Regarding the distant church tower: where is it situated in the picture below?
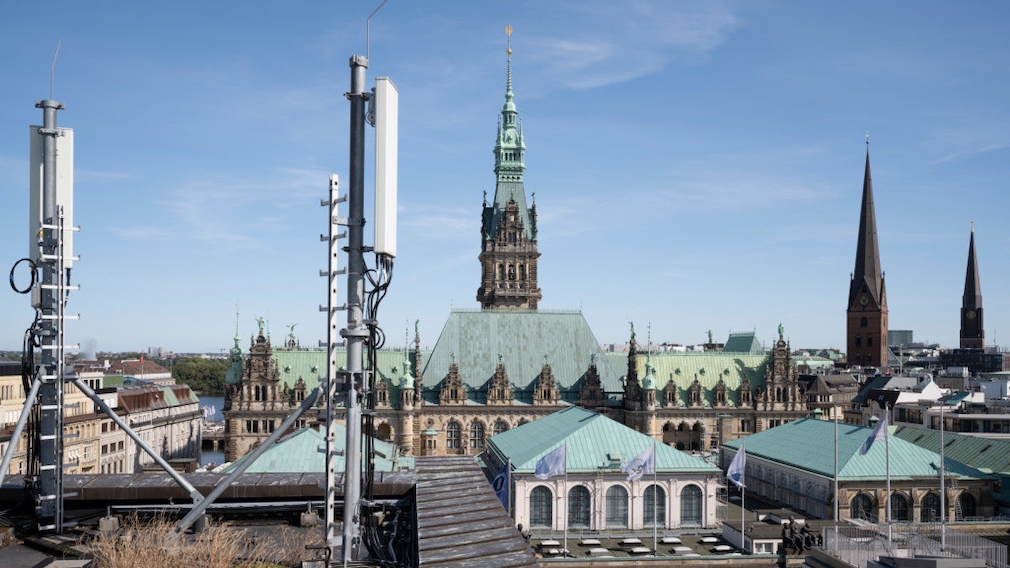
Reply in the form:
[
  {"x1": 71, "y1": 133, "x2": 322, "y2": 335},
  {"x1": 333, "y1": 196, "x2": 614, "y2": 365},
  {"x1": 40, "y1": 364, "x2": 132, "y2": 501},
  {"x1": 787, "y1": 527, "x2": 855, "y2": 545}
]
[
  {"x1": 477, "y1": 27, "x2": 542, "y2": 310},
  {"x1": 960, "y1": 224, "x2": 983, "y2": 349},
  {"x1": 846, "y1": 148, "x2": 889, "y2": 368}
]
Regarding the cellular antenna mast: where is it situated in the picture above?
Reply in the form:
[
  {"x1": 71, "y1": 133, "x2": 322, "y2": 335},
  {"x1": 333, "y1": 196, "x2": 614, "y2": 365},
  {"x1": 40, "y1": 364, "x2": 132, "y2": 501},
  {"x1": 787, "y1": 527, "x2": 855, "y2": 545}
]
[
  {"x1": 366, "y1": 0, "x2": 388, "y2": 61},
  {"x1": 50, "y1": 40, "x2": 61, "y2": 100}
]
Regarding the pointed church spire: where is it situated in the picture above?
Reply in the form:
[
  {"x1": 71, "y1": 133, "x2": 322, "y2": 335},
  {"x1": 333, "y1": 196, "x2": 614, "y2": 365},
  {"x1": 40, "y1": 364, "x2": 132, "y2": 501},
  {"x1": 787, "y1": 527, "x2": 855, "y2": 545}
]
[
  {"x1": 964, "y1": 222, "x2": 981, "y2": 309},
  {"x1": 961, "y1": 223, "x2": 984, "y2": 348},
  {"x1": 849, "y1": 146, "x2": 884, "y2": 307},
  {"x1": 846, "y1": 142, "x2": 889, "y2": 369}
]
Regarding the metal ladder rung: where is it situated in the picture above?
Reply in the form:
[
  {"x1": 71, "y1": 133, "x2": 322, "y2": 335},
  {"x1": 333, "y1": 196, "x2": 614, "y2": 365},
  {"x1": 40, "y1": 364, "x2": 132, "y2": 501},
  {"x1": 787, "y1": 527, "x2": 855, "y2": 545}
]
[
  {"x1": 39, "y1": 464, "x2": 57, "y2": 471},
  {"x1": 39, "y1": 405, "x2": 60, "y2": 411},
  {"x1": 37, "y1": 494, "x2": 57, "y2": 501},
  {"x1": 38, "y1": 524, "x2": 57, "y2": 531}
]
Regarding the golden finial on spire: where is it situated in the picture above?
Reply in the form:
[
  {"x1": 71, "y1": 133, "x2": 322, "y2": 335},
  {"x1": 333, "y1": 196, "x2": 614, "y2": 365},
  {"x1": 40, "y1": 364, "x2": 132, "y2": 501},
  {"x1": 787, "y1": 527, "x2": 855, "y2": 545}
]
[{"x1": 506, "y1": 24, "x2": 513, "y2": 55}]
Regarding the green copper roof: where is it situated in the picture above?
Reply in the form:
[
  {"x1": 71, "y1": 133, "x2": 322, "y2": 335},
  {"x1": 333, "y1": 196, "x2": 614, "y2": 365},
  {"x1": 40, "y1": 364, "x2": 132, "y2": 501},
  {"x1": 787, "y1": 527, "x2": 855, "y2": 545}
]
[
  {"x1": 422, "y1": 310, "x2": 621, "y2": 394},
  {"x1": 723, "y1": 418, "x2": 990, "y2": 482},
  {"x1": 272, "y1": 347, "x2": 412, "y2": 391},
  {"x1": 223, "y1": 426, "x2": 412, "y2": 473},
  {"x1": 487, "y1": 406, "x2": 719, "y2": 474},
  {"x1": 642, "y1": 352, "x2": 769, "y2": 408},
  {"x1": 893, "y1": 425, "x2": 1010, "y2": 475},
  {"x1": 723, "y1": 332, "x2": 763, "y2": 354}
]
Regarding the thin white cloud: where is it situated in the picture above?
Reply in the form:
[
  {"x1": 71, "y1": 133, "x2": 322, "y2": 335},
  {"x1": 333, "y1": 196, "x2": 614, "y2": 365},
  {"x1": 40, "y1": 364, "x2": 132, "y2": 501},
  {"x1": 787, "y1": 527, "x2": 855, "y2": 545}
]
[{"x1": 525, "y1": 1, "x2": 740, "y2": 92}]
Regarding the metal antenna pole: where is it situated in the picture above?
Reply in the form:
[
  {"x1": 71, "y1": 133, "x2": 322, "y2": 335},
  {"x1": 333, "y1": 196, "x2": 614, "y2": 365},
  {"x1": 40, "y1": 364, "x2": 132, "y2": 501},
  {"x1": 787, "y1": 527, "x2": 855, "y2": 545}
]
[
  {"x1": 35, "y1": 97, "x2": 67, "y2": 532},
  {"x1": 341, "y1": 53, "x2": 369, "y2": 565},
  {"x1": 322, "y1": 173, "x2": 347, "y2": 562}
]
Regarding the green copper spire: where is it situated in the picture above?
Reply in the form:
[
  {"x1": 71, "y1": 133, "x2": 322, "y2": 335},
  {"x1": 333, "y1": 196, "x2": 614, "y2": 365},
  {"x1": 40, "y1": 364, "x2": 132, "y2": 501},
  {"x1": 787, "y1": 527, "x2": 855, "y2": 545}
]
[{"x1": 494, "y1": 25, "x2": 525, "y2": 184}]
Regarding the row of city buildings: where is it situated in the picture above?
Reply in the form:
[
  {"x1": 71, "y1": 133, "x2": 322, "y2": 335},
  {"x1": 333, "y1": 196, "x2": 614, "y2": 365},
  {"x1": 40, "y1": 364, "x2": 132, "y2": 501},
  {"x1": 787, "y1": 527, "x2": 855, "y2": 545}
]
[{"x1": 0, "y1": 359, "x2": 201, "y2": 476}]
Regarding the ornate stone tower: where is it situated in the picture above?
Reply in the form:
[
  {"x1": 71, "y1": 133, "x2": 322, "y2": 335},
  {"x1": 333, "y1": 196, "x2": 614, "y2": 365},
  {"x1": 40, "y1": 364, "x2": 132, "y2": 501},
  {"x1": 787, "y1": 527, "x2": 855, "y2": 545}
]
[
  {"x1": 477, "y1": 28, "x2": 541, "y2": 310},
  {"x1": 224, "y1": 326, "x2": 288, "y2": 462},
  {"x1": 847, "y1": 148, "x2": 889, "y2": 368},
  {"x1": 960, "y1": 224, "x2": 984, "y2": 349}
]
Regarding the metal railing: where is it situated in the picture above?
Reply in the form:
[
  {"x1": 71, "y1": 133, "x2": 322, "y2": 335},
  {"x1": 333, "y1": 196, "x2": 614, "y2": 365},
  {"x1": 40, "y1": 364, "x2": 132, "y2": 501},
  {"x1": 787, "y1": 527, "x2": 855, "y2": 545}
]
[{"x1": 822, "y1": 523, "x2": 1008, "y2": 568}]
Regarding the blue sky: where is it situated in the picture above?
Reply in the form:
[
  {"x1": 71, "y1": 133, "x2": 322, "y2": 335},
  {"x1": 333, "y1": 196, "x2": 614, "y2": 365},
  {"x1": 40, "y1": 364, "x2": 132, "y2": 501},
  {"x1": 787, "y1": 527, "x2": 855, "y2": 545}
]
[{"x1": 1, "y1": 1, "x2": 1008, "y2": 354}]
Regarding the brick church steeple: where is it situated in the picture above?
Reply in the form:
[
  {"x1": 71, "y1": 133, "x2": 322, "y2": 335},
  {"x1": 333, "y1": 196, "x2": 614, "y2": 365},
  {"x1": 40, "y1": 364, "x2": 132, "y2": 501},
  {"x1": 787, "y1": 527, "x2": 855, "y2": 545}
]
[
  {"x1": 847, "y1": 148, "x2": 889, "y2": 368},
  {"x1": 477, "y1": 27, "x2": 542, "y2": 310},
  {"x1": 960, "y1": 223, "x2": 984, "y2": 349}
]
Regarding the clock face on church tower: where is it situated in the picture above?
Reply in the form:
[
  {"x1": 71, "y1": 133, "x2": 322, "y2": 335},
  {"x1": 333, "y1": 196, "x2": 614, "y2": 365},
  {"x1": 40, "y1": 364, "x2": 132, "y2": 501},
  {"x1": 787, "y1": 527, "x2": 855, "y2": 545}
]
[
  {"x1": 967, "y1": 310, "x2": 976, "y2": 320},
  {"x1": 858, "y1": 294, "x2": 869, "y2": 306}
]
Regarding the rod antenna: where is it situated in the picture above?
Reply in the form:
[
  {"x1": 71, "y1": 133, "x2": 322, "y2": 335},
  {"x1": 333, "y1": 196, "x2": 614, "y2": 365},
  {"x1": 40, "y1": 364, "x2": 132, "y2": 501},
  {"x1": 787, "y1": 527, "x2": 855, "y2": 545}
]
[
  {"x1": 50, "y1": 39, "x2": 62, "y2": 100},
  {"x1": 366, "y1": 0, "x2": 389, "y2": 61}
]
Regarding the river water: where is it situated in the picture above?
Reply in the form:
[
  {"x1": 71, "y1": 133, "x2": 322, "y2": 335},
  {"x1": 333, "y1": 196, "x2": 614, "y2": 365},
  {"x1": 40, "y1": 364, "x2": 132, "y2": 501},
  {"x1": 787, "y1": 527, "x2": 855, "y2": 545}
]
[{"x1": 199, "y1": 395, "x2": 225, "y2": 465}]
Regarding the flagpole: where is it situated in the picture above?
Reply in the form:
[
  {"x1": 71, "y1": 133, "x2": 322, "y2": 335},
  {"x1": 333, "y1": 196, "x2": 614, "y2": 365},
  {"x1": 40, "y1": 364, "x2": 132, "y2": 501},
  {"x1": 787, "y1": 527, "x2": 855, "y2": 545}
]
[
  {"x1": 834, "y1": 404, "x2": 839, "y2": 535},
  {"x1": 940, "y1": 401, "x2": 946, "y2": 549},
  {"x1": 653, "y1": 441, "x2": 657, "y2": 555},
  {"x1": 507, "y1": 458, "x2": 512, "y2": 518},
  {"x1": 885, "y1": 405, "x2": 891, "y2": 543},
  {"x1": 741, "y1": 461, "x2": 746, "y2": 553},
  {"x1": 563, "y1": 443, "x2": 568, "y2": 558}
]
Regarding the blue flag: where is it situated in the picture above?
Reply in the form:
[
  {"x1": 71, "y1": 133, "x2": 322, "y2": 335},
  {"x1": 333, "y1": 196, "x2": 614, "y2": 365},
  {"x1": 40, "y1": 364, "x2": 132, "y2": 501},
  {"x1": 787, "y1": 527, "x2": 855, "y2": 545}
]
[
  {"x1": 491, "y1": 461, "x2": 509, "y2": 509},
  {"x1": 621, "y1": 444, "x2": 655, "y2": 481},
  {"x1": 859, "y1": 413, "x2": 888, "y2": 456},
  {"x1": 535, "y1": 444, "x2": 567, "y2": 480},
  {"x1": 727, "y1": 444, "x2": 746, "y2": 488}
]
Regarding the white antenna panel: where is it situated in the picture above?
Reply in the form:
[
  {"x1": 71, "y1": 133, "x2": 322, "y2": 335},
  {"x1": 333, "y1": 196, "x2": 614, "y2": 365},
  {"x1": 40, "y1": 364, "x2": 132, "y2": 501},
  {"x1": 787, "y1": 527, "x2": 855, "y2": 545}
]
[
  {"x1": 373, "y1": 77, "x2": 398, "y2": 258},
  {"x1": 29, "y1": 126, "x2": 74, "y2": 267}
]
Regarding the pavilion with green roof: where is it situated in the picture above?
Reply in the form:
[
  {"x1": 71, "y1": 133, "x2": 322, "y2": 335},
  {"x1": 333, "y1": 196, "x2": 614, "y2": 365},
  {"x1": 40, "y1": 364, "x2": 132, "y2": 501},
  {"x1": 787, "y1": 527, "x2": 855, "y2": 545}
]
[
  {"x1": 483, "y1": 406, "x2": 721, "y2": 532},
  {"x1": 721, "y1": 418, "x2": 994, "y2": 523}
]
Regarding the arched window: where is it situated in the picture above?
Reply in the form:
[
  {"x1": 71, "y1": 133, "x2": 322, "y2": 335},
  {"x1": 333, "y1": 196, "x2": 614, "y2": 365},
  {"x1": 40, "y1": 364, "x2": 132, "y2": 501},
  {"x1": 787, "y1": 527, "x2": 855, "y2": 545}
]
[
  {"x1": 855, "y1": 336, "x2": 862, "y2": 347},
  {"x1": 921, "y1": 492, "x2": 942, "y2": 522},
  {"x1": 890, "y1": 493, "x2": 909, "y2": 522},
  {"x1": 469, "y1": 421, "x2": 485, "y2": 448},
  {"x1": 519, "y1": 264, "x2": 526, "y2": 280},
  {"x1": 530, "y1": 486, "x2": 553, "y2": 528},
  {"x1": 497, "y1": 264, "x2": 504, "y2": 280},
  {"x1": 606, "y1": 486, "x2": 629, "y2": 528},
  {"x1": 446, "y1": 421, "x2": 461, "y2": 449},
  {"x1": 867, "y1": 336, "x2": 873, "y2": 347},
  {"x1": 851, "y1": 493, "x2": 875, "y2": 521},
  {"x1": 493, "y1": 420, "x2": 509, "y2": 436},
  {"x1": 860, "y1": 317, "x2": 868, "y2": 328},
  {"x1": 956, "y1": 492, "x2": 976, "y2": 520},
  {"x1": 568, "y1": 486, "x2": 591, "y2": 528},
  {"x1": 681, "y1": 485, "x2": 703, "y2": 526},
  {"x1": 645, "y1": 485, "x2": 666, "y2": 527}
]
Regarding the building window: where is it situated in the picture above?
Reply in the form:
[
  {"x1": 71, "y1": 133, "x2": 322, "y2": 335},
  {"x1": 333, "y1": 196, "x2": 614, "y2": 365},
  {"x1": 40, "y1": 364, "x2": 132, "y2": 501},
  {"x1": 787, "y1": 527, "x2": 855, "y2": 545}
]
[
  {"x1": 606, "y1": 485, "x2": 629, "y2": 528},
  {"x1": 530, "y1": 486, "x2": 553, "y2": 528},
  {"x1": 867, "y1": 336, "x2": 873, "y2": 347},
  {"x1": 956, "y1": 492, "x2": 976, "y2": 520},
  {"x1": 469, "y1": 421, "x2": 485, "y2": 448},
  {"x1": 860, "y1": 317, "x2": 868, "y2": 328},
  {"x1": 890, "y1": 493, "x2": 909, "y2": 521},
  {"x1": 493, "y1": 420, "x2": 509, "y2": 436},
  {"x1": 855, "y1": 336, "x2": 861, "y2": 347},
  {"x1": 568, "y1": 486, "x2": 591, "y2": 528},
  {"x1": 851, "y1": 493, "x2": 875, "y2": 521},
  {"x1": 921, "y1": 492, "x2": 942, "y2": 522},
  {"x1": 680, "y1": 485, "x2": 703, "y2": 526},
  {"x1": 644, "y1": 485, "x2": 666, "y2": 527},
  {"x1": 446, "y1": 421, "x2": 461, "y2": 449}
]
